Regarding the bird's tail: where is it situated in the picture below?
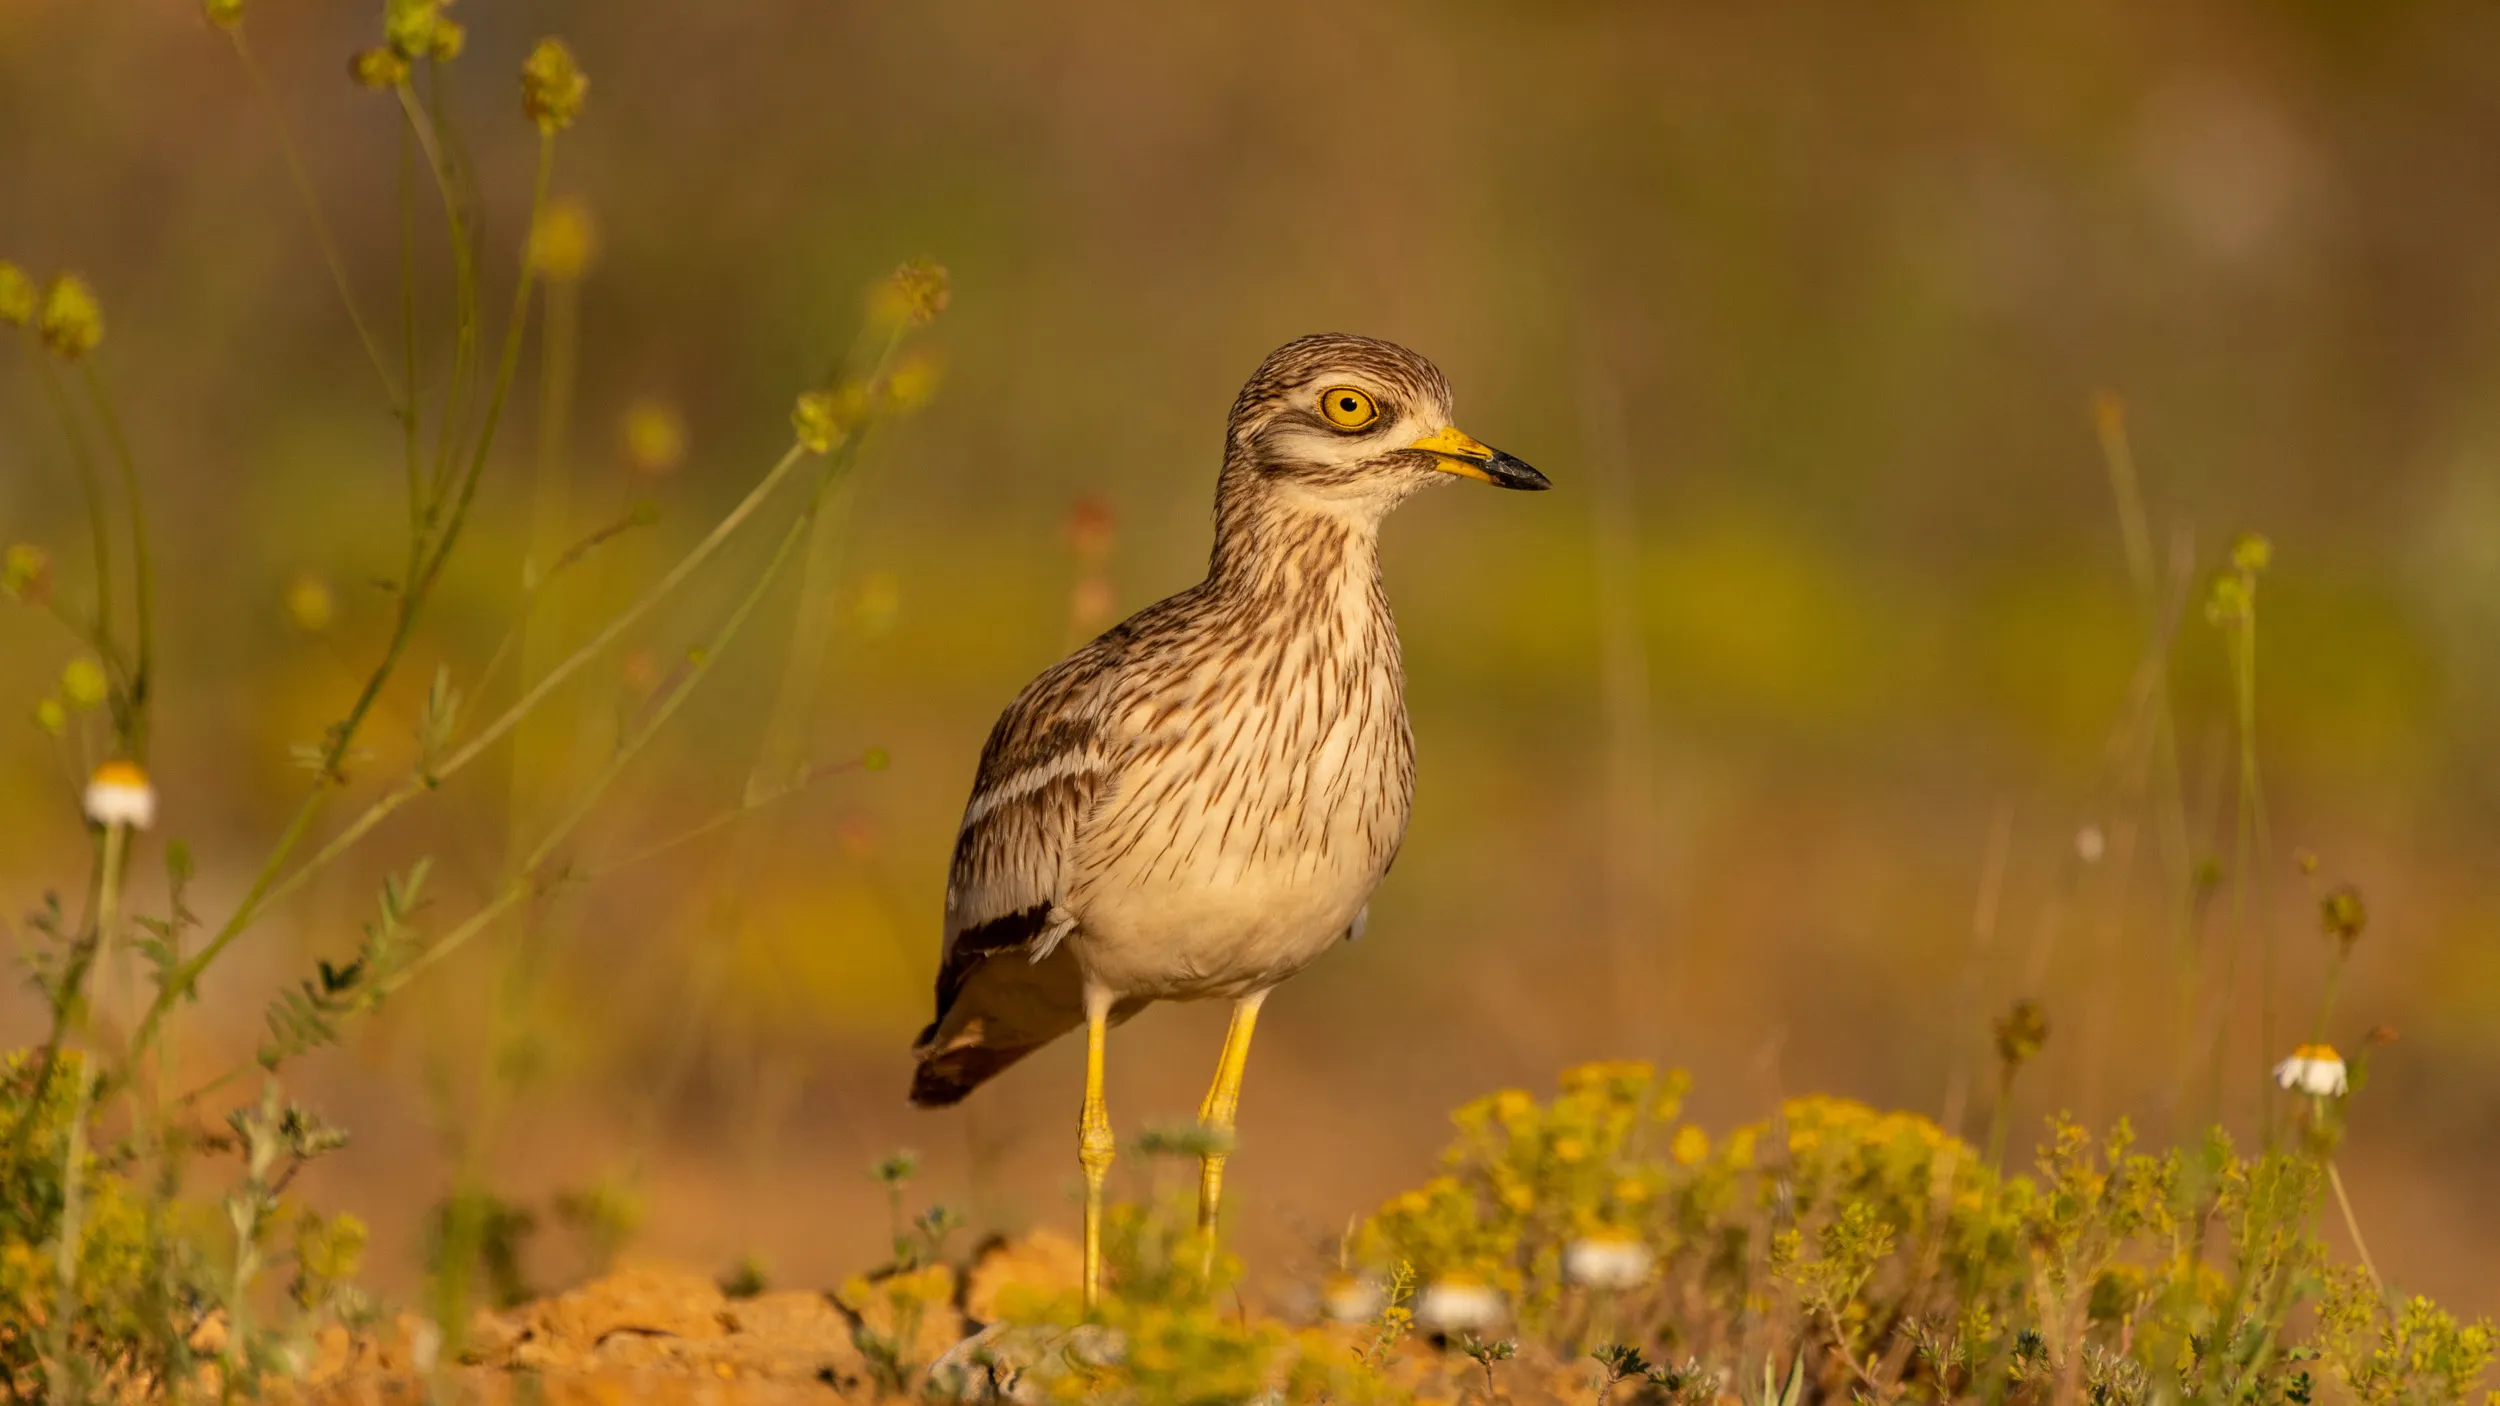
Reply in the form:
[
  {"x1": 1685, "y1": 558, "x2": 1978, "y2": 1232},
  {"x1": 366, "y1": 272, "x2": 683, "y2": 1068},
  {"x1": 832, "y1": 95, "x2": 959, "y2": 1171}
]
[{"x1": 909, "y1": 1026, "x2": 1050, "y2": 1107}]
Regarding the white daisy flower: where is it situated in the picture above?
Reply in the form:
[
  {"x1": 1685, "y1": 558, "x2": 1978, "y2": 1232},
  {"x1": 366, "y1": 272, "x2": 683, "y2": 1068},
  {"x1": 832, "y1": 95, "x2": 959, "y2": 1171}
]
[
  {"x1": 2273, "y1": 1043, "x2": 2347, "y2": 1098},
  {"x1": 83, "y1": 759, "x2": 156, "y2": 830},
  {"x1": 1319, "y1": 1272, "x2": 1384, "y2": 1323},
  {"x1": 1564, "y1": 1235, "x2": 1653, "y2": 1290},
  {"x1": 1413, "y1": 1275, "x2": 1504, "y2": 1334}
]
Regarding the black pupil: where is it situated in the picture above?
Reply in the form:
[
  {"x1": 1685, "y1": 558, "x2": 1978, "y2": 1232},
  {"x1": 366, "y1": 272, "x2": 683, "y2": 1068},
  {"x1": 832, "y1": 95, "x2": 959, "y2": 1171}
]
[{"x1": 1339, "y1": 397, "x2": 1358, "y2": 413}]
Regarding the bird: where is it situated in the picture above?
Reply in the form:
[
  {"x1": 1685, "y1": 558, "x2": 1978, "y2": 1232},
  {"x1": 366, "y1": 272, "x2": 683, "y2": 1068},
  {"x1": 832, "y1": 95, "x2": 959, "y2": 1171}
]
[{"x1": 909, "y1": 333, "x2": 1548, "y2": 1306}]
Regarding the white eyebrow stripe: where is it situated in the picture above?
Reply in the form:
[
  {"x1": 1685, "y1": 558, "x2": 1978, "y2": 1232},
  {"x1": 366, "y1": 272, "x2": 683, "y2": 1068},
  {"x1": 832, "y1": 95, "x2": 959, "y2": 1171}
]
[{"x1": 958, "y1": 746, "x2": 1107, "y2": 833}]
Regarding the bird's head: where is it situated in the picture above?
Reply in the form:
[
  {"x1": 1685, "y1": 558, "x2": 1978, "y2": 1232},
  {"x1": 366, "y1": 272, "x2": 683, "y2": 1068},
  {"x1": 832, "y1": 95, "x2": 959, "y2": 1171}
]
[{"x1": 1222, "y1": 334, "x2": 1548, "y2": 515}]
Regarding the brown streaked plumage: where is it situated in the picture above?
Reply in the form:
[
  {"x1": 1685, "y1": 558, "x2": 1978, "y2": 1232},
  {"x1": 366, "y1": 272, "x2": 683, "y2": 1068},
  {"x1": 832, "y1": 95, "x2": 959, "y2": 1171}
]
[{"x1": 908, "y1": 333, "x2": 1548, "y2": 1302}]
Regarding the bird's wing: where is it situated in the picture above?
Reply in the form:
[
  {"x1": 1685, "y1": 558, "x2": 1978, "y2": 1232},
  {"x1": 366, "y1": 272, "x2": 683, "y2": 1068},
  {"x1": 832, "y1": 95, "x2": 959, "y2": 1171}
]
[{"x1": 923, "y1": 637, "x2": 1133, "y2": 1040}]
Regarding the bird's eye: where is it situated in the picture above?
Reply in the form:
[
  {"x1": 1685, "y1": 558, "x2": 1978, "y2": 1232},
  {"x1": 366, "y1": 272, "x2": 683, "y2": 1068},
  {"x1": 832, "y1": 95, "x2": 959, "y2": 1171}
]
[{"x1": 1318, "y1": 386, "x2": 1379, "y2": 431}]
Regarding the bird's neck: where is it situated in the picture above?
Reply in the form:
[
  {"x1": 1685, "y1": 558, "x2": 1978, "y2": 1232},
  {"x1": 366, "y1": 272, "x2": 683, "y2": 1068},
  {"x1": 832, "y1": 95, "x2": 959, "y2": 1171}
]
[{"x1": 1204, "y1": 464, "x2": 1388, "y2": 617}]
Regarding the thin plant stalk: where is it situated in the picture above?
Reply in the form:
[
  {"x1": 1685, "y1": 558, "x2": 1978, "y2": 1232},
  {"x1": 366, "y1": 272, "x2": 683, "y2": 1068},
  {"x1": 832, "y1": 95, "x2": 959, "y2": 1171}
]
[
  {"x1": 223, "y1": 29, "x2": 402, "y2": 404},
  {"x1": 79, "y1": 363, "x2": 155, "y2": 755},
  {"x1": 47, "y1": 820, "x2": 126, "y2": 1405},
  {"x1": 124, "y1": 132, "x2": 560, "y2": 1069},
  {"x1": 32, "y1": 361, "x2": 121, "y2": 694}
]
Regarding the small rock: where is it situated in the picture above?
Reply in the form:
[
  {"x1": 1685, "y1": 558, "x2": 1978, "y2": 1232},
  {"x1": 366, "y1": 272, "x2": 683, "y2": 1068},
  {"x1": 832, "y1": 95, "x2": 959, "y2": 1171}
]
[
  {"x1": 527, "y1": 1261, "x2": 731, "y2": 1348},
  {"x1": 926, "y1": 1321, "x2": 1127, "y2": 1404},
  {"x1": 963, "y1": 1232, "x2": 1083, "y2": 1324}
]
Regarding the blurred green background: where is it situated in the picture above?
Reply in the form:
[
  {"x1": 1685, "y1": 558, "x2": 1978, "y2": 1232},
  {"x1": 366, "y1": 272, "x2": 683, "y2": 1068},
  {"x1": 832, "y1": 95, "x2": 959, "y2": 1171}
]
[{"x1": 2, "y1": 1, "x2": 2495, "y2": 1312}]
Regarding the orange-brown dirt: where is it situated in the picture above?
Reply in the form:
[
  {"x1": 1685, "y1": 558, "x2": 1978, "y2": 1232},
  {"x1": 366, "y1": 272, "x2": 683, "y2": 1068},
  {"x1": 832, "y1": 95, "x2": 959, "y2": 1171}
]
[{"x1": 265, "y1": 1234, "x2": 1598, "y2": 1405}]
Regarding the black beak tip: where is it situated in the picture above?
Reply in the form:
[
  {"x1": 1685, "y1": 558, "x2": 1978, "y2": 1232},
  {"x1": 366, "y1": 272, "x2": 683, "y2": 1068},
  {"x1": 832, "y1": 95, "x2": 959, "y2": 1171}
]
[{"x1": 1488, "y1": 452, "x2": 1551, "y2": 491}]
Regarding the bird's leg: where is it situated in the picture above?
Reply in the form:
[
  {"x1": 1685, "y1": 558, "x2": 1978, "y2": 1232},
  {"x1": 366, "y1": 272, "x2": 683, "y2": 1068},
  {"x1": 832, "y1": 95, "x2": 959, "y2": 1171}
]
[
  {"x1": 1078, "y1": 994, "x2": 1115, "y2": 1311},
  {"x1": 1194, "y1": 990, "x2": 1267, "y2": 1267}
]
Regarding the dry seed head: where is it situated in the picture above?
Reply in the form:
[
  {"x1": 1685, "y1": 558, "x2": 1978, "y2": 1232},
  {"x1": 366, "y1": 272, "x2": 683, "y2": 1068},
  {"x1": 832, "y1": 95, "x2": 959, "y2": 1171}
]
[
  {"x1": 527, "y1": 197, "x2": 599, "y2": 281},
  {"x1": 38, "y1": 274, "x2": 104, "y2": 359},
  {"x1": 2319, "y1": 883, "x2": 2366, "y2": 950},
  {"x1": 350, "y1": 46, "x2": 409, "y2": 90},
  {"x1": 202, "y1": 0, "x2": 245, "y2": 30},
  {"x1": 1993, "y1": 998, "x2": 2049, "y2": 1070},
  {"x1": 521, "y1": 39, "x2": 588, "y2": 133},
  {"x1": 792, "y1": 385, "x2": 869, "y2": 455},
  {"x1": 869, "y1": 259, "x2": 950, "y2": 329},
  {"x1": 0, "y1": 261, "x2": 33, "y2": 325},
  {"x1": 383, "y1": 0, "x2": 446, "y2": 60}
]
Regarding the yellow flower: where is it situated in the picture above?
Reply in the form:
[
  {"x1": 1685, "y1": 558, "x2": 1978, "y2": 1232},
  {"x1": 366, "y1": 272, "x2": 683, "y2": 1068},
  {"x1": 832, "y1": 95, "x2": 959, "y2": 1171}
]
[
  {"x1": 792, "y1": 385, "x2": 869, "y2": 455},
  {"x1": 520, "y1": 38, "x2": 588, "y2": 133},
  {"x1": 285, "y1": 574, "x2": 336, "y2": 633},
  {"x1": 84, "y1": 759, "x2": 156, "y2": 829},
  {"x1": 39, "y1": 274, "x2": 104, "y2": 359},
  {"x1": 201, "y1": 0, "x2": 245, "y2": 30},
  {"x1": 1491, "y1": 1089, "x2": 1535, "y2": 1125},
  {"x1": 527, "y1": 196, "x2": 599, "y2": 281},
  {"x1": 4, "y1": 543, "x2": 51, "y2": 602},
  {"x1": 1671, "y1": 1125, "x2": 1709, "y2": 1167},
  {"x1": 885, "y1": 352, "x2": 943, "y2": 413},
  {"x1": 349, "y1": 47, "x2": 408, "y2": 90},
  {"x1": 0, "y1": 261, "x2": 35, "y2": 324},
  {"x1": 621, "y1": 400, "x2": 687, "y2": 475},
  {"x1": 59, "y1": 656, "x2": 108, "y2": 709}
]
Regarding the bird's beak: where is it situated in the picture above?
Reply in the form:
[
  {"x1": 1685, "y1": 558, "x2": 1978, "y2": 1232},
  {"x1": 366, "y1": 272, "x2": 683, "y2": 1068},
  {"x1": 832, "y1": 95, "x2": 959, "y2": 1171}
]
[{"x1": 1406, "y1": 425, "x2": 1551, "y2": 491}]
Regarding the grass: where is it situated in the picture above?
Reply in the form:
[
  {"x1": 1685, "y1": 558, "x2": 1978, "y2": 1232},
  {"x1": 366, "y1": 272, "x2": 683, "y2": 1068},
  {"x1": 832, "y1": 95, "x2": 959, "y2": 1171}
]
[
  {"x1": 0, "y1": 1, "x2": 943, "y2": 1397},
  {"x1": 0, "y1": 3, "x2": 2492, "y2": 1405}
]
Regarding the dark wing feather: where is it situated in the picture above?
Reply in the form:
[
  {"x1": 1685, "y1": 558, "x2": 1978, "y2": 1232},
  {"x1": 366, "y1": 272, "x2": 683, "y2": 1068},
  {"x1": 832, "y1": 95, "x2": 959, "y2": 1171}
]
[{"x1": 910, "y1": 627, "x2": 1141, "y2": 1102}]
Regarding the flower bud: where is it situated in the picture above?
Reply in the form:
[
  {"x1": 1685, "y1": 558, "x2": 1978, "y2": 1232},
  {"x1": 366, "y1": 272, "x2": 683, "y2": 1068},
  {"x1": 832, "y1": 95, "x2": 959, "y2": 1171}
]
[
  {"x1": 527, "y1": 197, "x2": 599, "y2": 281},
  {"x1": 3, "y1": 544, "x2": 50, "y2": 603},
  {"x1": 868, "y1": 259, "x2": 950, "y2": 329},
  {"x1": 521, "y1": 38, "x2": 587, "y2": 133},
  {"x1": 350, "y1": 46, "x2": 410, "y2": 91},
  {"x1": 38, "y1": 274, "x2": 103, "y2": 359},
  {"x1": 0, "y1": 261, "x2": 33, "y2": 325}
]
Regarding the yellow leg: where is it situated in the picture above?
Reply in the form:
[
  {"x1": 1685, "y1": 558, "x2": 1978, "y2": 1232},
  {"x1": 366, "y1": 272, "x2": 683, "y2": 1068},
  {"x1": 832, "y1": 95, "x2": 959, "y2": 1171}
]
[
  {"x1": 1195, "y1": 991, "x2": 1267, "y2": 1260},
  {"x1": 1078, "y1": 997, "x2": 1115, "y2": 1311}
]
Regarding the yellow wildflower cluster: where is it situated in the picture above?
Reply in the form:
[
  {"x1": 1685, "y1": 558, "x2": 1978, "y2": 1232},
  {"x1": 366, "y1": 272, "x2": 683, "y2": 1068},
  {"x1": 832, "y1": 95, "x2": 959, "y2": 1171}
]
[{"x1": 520, "y1": 38, "x2": 588, "y2": 134}]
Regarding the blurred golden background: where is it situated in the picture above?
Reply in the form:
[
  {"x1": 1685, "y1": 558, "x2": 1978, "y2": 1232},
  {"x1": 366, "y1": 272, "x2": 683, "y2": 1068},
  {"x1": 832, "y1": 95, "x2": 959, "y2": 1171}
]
[{"x1": 2, "y1": 0, "x2": 2495, "y2": 1315}]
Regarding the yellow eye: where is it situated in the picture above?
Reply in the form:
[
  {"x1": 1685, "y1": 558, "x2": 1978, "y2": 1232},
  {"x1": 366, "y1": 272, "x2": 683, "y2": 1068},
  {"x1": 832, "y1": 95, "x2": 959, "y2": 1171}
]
[{"x1": 1318, "y1": 386, "x2": 1379, "y2": 430}]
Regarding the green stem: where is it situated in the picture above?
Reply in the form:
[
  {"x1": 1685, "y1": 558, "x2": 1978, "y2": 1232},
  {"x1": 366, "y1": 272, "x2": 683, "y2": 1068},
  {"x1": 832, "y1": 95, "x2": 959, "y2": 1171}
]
[
  {"x1": 2325, "y1": 1158, "x2": 2382, "y2": 1295},
  {"x1": 401, "y1": 121, "x2": 424, "y2": 534},
  {"x1": 226, "y1": 30, "x2": 403, "y2": 405},
  {"x1": 123, "y1": 134, "x2": 559, "y2": 1068},
  {"x1": 47, "y1": 823, "x2": 123, "y2": 1405},
  {"x1": 394, "y1": 78, "x2": 476, "y2": 515},
  {"x1": 80, "y1": 362, "x2": 154, "y2": 759},
  {"x1": 234, "y1": 447, "x2": 807, "y2": 930},
  {"x1": 32, "y1": 359, "x2": 122, "y2": 698},
  {"x1": 410, "y1": 131, "x2": 554, "y2": 604}
]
